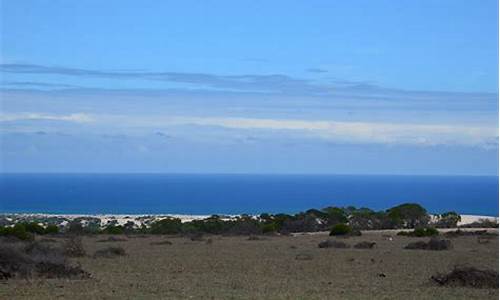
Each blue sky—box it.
[0,0,498,175]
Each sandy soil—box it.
[1,230,498,299]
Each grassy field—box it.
[1,230,498,299]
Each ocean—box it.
[0,174,498,216]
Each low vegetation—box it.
[150,240,173,246]
[0,242,89,280]
[431,266,499,289]
[318,240,350,248]
[444,229,498,238]
[63,236,87,257]
[459,219,499,229]
[354,241,376,249]
[329,223,352,236]
[404,238,452,251]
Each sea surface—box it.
[0,174,498,216]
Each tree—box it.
[322,207,348,226]
[387,203,430,229]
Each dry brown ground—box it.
[1,230,498,299]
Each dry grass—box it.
[0,231,498,299]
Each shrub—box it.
[102,225,125,235]
[24,222,46,235]
[93,246,126,258]
[354,241,376,249]
[0,242,89,280]
[431,266,498,289]
[0,243,33,279]
[63,236,86,257]
[348,208,398,230]
[64,218,101,235]
[150,240,172,246]
[261,223,279,234]
[66,221,85,234]
[281,215,320,233]
[427,238,452,250]
[226,217,261,235]
[329,223,352,236]
[188,217,227,235]
[44,225,59,234]
[404,238,452,251]
[150,218,182,234]
[419,227,439,236]
[0,224,34,241]
[318,240,350,248]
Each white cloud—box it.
[1,112,497,147]
[0,113,93,123]
[93,114,497,147]
[173,116,497,147]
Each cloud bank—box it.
[2,112,495,148]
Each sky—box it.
[0,0,498,175]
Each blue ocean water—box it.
[0,174,498,216]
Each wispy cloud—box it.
[2,63,496,104]
[168,116,498,147]
[1,81,79,89]
[0,63,319,95]
[9,112,491,147]
[306,68,328,73]
[0,113,93,123]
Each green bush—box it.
[417,227,439,237]
[0,224,34,241]
[150,218,182,234]
[102,225,124,235]
[24,222,46,235]
[329,223,352,236]
[261,223,278,234]
[44,224,59,234]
